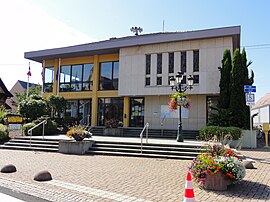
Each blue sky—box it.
[1,0,270,101]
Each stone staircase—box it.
[91,127,199,139]
[1,136,206,160]
[87,140,206,160]
[0,136,59,152]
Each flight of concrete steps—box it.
[1,136,206,160]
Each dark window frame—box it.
[181,51,187,73]
[168,52,174,73]
[157,76,162,85]
[193,75,199,84]
[43,66,54,92]
[157,53,162,74]
[99,61,119,90]
[193,50,199,72]
[146,54,151,75]
[145,77,150,86]
[59,64,93,92]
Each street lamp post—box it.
[169,72,194,142]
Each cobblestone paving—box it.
[0,149,269,202]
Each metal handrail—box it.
[140,122,149,154]
[80,114,90,126]
[28,120,47,147]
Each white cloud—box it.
[0,0,95,90]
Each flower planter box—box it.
[104,128,123,136]
[59,140,94,155]
[204,172,231,191]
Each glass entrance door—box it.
[130,98,144,127]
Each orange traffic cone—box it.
[183,171,195,202]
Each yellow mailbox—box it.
[262,123,269,147]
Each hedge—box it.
[23,117,57,136]
[199,126,242,141]
[0,124,8,140]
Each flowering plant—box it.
[189,144,245,187]
[168,92,191,111]
[66,125,92,141]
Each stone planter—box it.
[104,128,123,136]
[59,140,94,155]
[204,172,231,191]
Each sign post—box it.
[244,86,256,148]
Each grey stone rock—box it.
[1,164,17,173]
[34,170,52,181]
[243,160,255,169]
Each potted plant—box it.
[168,92,191,111]
[189,144,246,191]
[66,125,92,141]
[59,125,93,155]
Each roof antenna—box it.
[130,26,143,36]
[163,20,165,32]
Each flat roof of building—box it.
[25,25,240,63]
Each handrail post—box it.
[146,123,149,143]
[30,131,32,147]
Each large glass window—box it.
[181,51,186,73]
[99,61,119,90]
[59,64,93,92]
[146,54,151,75]
[157,53,162,74]
[193,50,199,72]
[98,98,123,126]
[65,99,91,125]
[169,52,174,73]
[44,67,54,92]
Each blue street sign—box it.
[245,93,255,103]
[244,85,256,93]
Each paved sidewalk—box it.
[0,148,269,201]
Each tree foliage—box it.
[219,49,232,109]
[18,95,49,121]
[210,48,254,129]
[16,85,42,103]
[47,95,66,118]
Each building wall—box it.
[144,95,206,130]
[252,105,270,126]
[119,37,233,96]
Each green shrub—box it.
[23,117,58,136]
[0,124,8,140]
[199,126,242,141]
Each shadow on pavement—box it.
[206,180,270,200]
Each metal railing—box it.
[140,122,149,154]
[80,115,90,126]
[28,120,47,147]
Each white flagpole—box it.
[42,60,45,94]
[26,62,30,98]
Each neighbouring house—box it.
[6,80,39,113]
[0,78,13,110]
[252,92,270,127]
[24,26,240,133]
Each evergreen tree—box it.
[219,49,232,109]
[230,49,247,128]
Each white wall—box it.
[118,37,233,96]
[252,105,270,126]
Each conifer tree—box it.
[219,49,232,109]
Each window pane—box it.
[145,77,150,86]
[194,75,199,84]
[193,50,199,72]
[157,53,162,74]
[44,67,54,83]
[83,64,93,82]
[181,75,186,84]
[157,77,162,85]
[113,62,119,79]
[71,65,82,82]
[169,53,174,73]
[60,66,71,83]
[181,51,186,73]
[100,62,112,80]
[146,54,151,75]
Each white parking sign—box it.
[246,93,255,103]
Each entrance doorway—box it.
[130,98,144,127]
